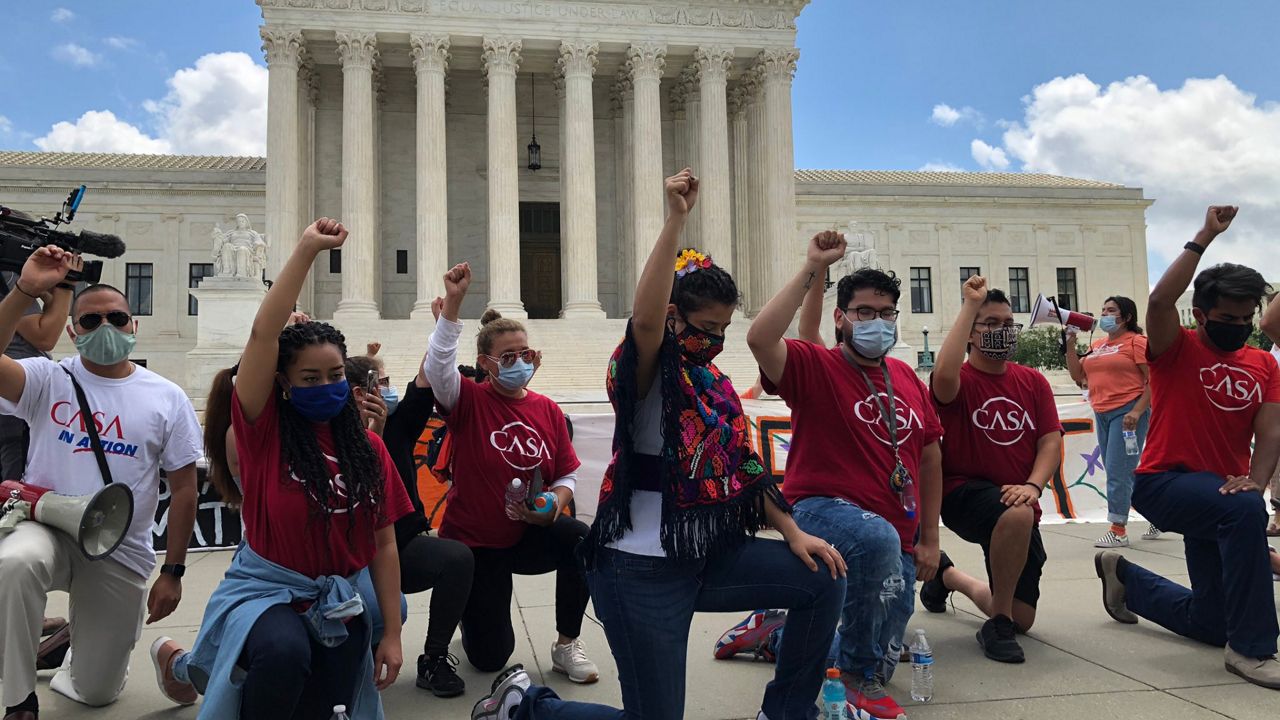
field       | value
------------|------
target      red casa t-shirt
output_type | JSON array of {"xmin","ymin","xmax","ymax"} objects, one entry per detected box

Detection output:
[
  {"xmin": 768, "ymin": 340, "xmax": 943, "ymax": 553},
  {"xmin": 933, "ymin": 362, "xmax": 1063, "ymax": 517},
  {"xmin": 439, "ymin": 379, "xmax": 580, "ymax": 549},
  {"xmin": 1138, "ymin": 328, "xmax": 1280, "ymax": 478},
  {"xmin": 233, "ymin": 391, "xmax": 413, "ymax": 579}
]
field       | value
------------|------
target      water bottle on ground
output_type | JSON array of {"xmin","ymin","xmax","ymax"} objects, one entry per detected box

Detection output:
[
  {"xmin": 821, "ymin": 667, "xmax": 845, "ymax": 719},
  {"xmin": 330, "ymin": 705, "xmax": 351, "ymax": 720},
  {"xmin": 1123, "ymin": 430, "xmax": 1139, "ymax": 456},
  {"xmin": 910, "ymin": 629, "xmax": 934, "ymax": 703},
  {"xmin": 504, "ymin": 478, "xmax": 525, "ymax": 520}
]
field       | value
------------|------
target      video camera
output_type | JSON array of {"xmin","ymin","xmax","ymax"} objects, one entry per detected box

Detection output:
[{"xmin": 0, "ymin": 186, "xmax": 126, "ymax": 285}]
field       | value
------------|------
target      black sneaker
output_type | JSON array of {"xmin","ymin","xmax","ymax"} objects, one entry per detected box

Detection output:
[
  {"xmin": 417, "ymin": 652, "xmax": 466, "ymax": 698},
  {"xmin": 919, "ymin": 550, "xmax": 955, "ymax": 613},
  {"xmin": 977, "ymin": 614, "xmax": 1025, "ymax": 664}
]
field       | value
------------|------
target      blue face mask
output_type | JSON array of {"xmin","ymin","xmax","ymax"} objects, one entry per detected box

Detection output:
[
  {"xmin": 380, "ymin": 385, "xmax": 400, "ymax": 414},
  {"xmin": 288, "ymin": 379, "xmax": 351, "ymax": 422},
  {"xmin": 1099, "ymin": 315, "xmax": 1119, "ymax": 333},
  {"xmin": 495, "ymin": 359, "xmax": 535, "ymax": 391},
  {"xmin": 849, "ymin": 318, "xmax": 897, "ymax": 360}
]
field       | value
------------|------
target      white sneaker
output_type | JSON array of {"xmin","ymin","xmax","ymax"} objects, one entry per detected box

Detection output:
[
  {"xmin": 551, "ymin": 639, "xmax": 599, "ymax": 684},
  {"xmin": 1142, "ymin": 524, "xmax": 1163, "ymax": 540},
  {"xmin": 1224, "ymin": 646, "xmax": 1280, "ymax": 689},
  {"xmin": 1094, "ymin": 530, "xmax": 1130, "ymax": 548},
  {"xmin": 471, "ymin": 665, "xmax": 531, "ymax": 720}
]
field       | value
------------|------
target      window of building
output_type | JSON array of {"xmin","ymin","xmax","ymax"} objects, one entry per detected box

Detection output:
[
  {"xmin": 910, "ymin": 267, "xmax": 933, "ymax": 314},
  {"xmin": 1056, "ymin": 268, "xmax": 1078, "ymax": 311},
  {"xmin": 1009, "ymin": 267, "xmax": 1030, "ymax": 313},
  {"xmin": 188, "ymin": 263, "xmax": 214, "ymax": 316},
  {"xmin": 125, "ymin": 263, "xmax": 153, "ymax": 317},
  {"xmin": 396, "ymin": 250, "xmax": 408, "ymax": 275},
  {"xmin": 960, "ymin": 266, "xmax": 980, "ymax": 298},
  {"xmin": 329, "ymin": 249, "xmax": 341, "ymax": 274}
]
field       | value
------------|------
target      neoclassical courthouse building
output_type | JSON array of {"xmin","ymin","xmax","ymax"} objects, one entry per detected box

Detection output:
[{"xmin": 0, "ymin": 0, "xmax": 1152, "ymax": 398}]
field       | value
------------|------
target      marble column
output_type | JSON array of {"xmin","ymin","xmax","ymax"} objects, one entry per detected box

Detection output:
[
  {"xmin": 483, "ymin": 37, "xmax": 525, "ymax": 317},
  {"xmin": 410, "ymin": 33, "xmax": 451, "ymax": 320},
  {"xmin": 556, "ymin": 74, "xmax": 567, "ymax": 281},
  {"xmin": 757, "ymin": 48, "xmax": 800, "ymax": 301},
  {"xmin": 626, "ymin": 43, "xmax": 666, "ymax": 284},
  {"xmin": 695, "ymin": 46, "xmax": 733, "ymax": 276},
  {"xmin": 680, "ymin": 63, "xmax": 702, "ymax": 250},
  {"xmin": 261, "ymin": 28, "xmax": 303, "ymax": 292},
  {"xmin": 334, "ymin": 31, "xmax": 380, "ymax": 319},
  {"xmin": 744, "ymin": 69, "xmax": 768, "ymax": 315},
  {"xmin": 296, "ymin": 57, "xmax": 318, "ymax": 314},
  {"xmin": 613, "ymin": 74, "xmax": 635, "ymax": 314},
  {"xmin": 729, "ymin": 82, "xmax": 751, "ymax": 299},
  {"xmin": 557, "ymin": 41, "xmax": 605, "ymax": 318}
]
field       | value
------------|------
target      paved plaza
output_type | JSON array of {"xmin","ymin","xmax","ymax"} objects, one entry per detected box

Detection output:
[{"xmin": 31, "ymin": 519, "xmax": 1279, "ymax": 720}]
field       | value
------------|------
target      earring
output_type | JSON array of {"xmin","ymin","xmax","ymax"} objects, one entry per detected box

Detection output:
[{"xmin": 282, "ymin": 387, "xmax": 291, "ymax": 400}]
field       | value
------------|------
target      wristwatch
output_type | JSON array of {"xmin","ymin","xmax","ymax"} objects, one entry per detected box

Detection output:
[{"xmin": 160, "ymin": 563, "xmax": 186, "ymax": 578}]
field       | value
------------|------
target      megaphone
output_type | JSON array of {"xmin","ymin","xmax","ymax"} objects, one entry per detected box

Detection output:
[
  {"xmin": 1, "ymin": 481, "xmax": 134, "ymax": 561},
  {"xmin": 1029, "ymin": 294, "xmax": 1096, "ymax": 333}
]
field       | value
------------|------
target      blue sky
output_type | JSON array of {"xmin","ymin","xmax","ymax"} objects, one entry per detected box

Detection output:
[{"xmin": 2, "ymin": 1, "xmax": 1278, "ymax": 279}]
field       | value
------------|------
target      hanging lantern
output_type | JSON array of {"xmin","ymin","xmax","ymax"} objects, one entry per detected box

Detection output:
[{"xmin": 527, "ymin": 73, "xmax": 541, "ymax": 171}]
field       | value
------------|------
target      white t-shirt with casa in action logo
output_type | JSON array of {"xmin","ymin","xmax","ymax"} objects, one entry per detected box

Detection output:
[
  {"xmin": 0, "ymin": 356, "xmax": 202, "ymax": 578},
  {"xmin": 1139, "ymin": 328, "xmax": 1280, "ymax": 478}
]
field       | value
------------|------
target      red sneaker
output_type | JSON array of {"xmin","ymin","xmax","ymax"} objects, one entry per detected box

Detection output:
[
  {"xmin": 713, "ymin": 609, "xmax": 786, "ymax": 661},
  {"xmin": 848, "ymin": 676, "xmax": 907, "ymax": 720}
]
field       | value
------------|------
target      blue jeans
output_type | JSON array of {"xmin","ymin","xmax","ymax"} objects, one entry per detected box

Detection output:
[
  {"xmin": 1124, "ymin": 471, "xmax": 1278, "ymax": 657},
  {"xmin": 1094, "ymin": 400, "xmax": 1149, "ymax": 525},
  {"xmin": 518, "ymin": 539, "xmax": 843, "ymax": 720},
  {"xmin": 773, "ymin": 498, "xmax": 915, "ymax": 681},
  {"xmin": 238, "ymin": 605, "xmax": 369, "ymax": 720}
]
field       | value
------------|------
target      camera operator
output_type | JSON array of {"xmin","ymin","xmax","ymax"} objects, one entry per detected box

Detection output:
[
  {"xmin": 0, "ymin": 272, "xmax": 73, "ymax": 479},
  {"xmin": 0, "ymin": 246, "xmax": 201, "ymax": 720}
]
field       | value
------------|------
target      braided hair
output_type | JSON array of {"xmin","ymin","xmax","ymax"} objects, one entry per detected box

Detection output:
[
  {"xmin": 670, "ymin": 248, "xmax": 740, "ymax": 317},
  {"xmin": 276, "ymin": 322, "xmax": 384, "ymax": 526}
]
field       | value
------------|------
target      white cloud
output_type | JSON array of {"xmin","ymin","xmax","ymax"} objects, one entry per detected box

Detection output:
[
  {"xmin": 51, "ymin": 7, "xmax": 74, "ymax": 22},
  {"xmin": 34, "ymin": 52, "xmax": 268, "ymax": 156},
  {"xmin": 52, "ymin": 43, "xmax": 99, "ymax": 67},
  {"xmin": 987, "ymin": 73, "xmax": 1280, "ymax": 279},
  {"xmin": 970, "ymin": 139, "xmax": 1010, "ymax": 170},
  {"xmin": 919, "ymin": 161, "xmax": 964, "ymax": 172},
  {"xmin": 105, "ymin": 36, "xmax": 138, "ymax": 50},
  {"xmin": 0, "ymin": 116, "xmax": 12, "ymax": 136},
  {"xmin": 931, "ymin": 103, "xmax": 982, "ymax": 127},
  {"xmin": 34, "ymin": 110, "xmax": 171, "ymax": 153}
]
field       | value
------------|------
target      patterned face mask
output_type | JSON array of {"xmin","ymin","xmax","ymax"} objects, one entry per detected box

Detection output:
[
  {"xmin": 977, "ymin": 326, "xmax": 1020, "ymax": 360},
  {"xmin": 675, "ymin": 318, "xmax": 725, "ymax": 366}
]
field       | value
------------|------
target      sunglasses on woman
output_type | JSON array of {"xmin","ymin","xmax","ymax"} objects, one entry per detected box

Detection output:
[
  {"xmin": 484, "ymin": 349, "xmax": 538, "ymax": 368},
  {"xmin": 77, "ymin": 311, "xmax": 132, "ymax": 331}
]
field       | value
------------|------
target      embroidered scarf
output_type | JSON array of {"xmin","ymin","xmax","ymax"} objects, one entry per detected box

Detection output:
[{"xmin": 589, "ymin": 321, "xmax": 787, "ymax": 561}]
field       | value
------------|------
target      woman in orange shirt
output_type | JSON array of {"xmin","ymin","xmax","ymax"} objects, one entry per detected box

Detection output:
[{"xmin": 1066, "ymin": 296, "xmax": 1157, "ymax": 547}]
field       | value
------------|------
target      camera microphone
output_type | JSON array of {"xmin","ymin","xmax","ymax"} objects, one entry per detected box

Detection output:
[{"xmin": 73, "ymin": 230, "xmax": 126, "ymax": 259}]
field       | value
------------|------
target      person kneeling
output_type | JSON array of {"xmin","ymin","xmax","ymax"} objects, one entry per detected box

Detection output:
[
  {"xmin": 921, "ymin": 276, "xmax": 1064, "ymax": 664},
  {"xmin": 151, "ymin": 219, "xmax": 413, "ymax": 719}
]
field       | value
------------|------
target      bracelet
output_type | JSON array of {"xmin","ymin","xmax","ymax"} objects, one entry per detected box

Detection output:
[
  {"xmin": 1183, "ymin": 241, "xmax": 1206, "ymax": 255},
  {"xmin": 13, "ymin": 283, "xmax": 39, "ymax": 300},
  {"xmin": 1023, "ymin": 482, "xmax": 1043, "ymax": 498}
]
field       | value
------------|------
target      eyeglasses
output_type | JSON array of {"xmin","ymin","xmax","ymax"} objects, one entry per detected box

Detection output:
[
  {"xmin": 973, "ymin": 321, "xmax": 1024, "ymax": 332},
  {"xmin": 77, "ymin": 311, "xmax": 132, "ymax": 331},
  {"xmin": 484, "ymin": 349, "xmax": 538, "ymax": 368},
  {"xmin": 842, "ymin": 307, "xmax": 900, "ymax": 322}
]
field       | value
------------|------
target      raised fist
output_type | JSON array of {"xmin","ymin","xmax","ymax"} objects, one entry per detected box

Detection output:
[
  {"xmin": 962, "ymin": 275, "xmax": 988, "ymax": 305},
  {"xmin": 443, "ymin": 262, "xmax": 471, "ymax": 298},
  {"xmin": 1202, "ymin": 205, "xmax": 1238, "ymax": 236},
  {"xmin": 301, "ymin": 217, "xmax": 348, "ymax": 251},
  {"xmin": 808, "ymin": 231, "xmax": 847, "ymax": 268},
  {"xmin": 665, "ymin": 168, "xmax": 699, "ymax": 217}
]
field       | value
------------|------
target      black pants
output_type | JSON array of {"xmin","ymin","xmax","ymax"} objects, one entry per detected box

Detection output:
[
  {"xmin": 941, "ymin": 480, "xmax": 1047, "ymax": 608},
  {"xmin": 461, "ymin": 516, "xmax": 590, "ymax": 672},
  {"xmin": 0, "ymin": 415, "xmax": 28, "ymax": 479},
  {"xmin": 399, "ymin": 533, "xmax": 475, "ymax": 656},
  {"xmin": 238, "ymin": 604, "xmax": 369, "ymax": 720}
]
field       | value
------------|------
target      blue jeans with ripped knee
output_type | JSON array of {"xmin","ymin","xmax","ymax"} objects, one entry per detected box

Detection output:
[{"xmin": 771, "ymin": 497, "xmax": 917, "ymax": 681}]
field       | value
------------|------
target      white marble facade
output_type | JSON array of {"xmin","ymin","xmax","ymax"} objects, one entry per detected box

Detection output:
[{"xmin": 258, "ymin": 0, "xmax": 807, "ymax": 321}]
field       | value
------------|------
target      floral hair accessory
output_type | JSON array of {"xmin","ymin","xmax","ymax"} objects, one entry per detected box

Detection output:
[{"xmin": 675, "ymin": 248, "xmax": 713, "ymax": 278}]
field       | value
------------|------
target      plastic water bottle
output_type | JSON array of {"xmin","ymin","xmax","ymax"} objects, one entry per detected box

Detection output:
[
  {"xmin": 330, "ymin": 705, "xmax": 351, "ymax": 720},
  {"xmin": 531, "ymin": 491, "xmax": 557, "ymax": 514},
  {"xmin": 504, "ymin": 478, "xmax": 525, "ymax": 520},
  {"xmin": 821, "ymin": 667, "xmax": 845, "ymax": 720},
  {"xmin": 1123, "ymin": 430, "xmax": 1139, "ymax": 456},
  {"xmin": 910, "ymin": 629, "xmax": 934, "ymax": 703},
  {"xmin": 900, "ymin": 477, "xmax": 917, "ymax": 519}
]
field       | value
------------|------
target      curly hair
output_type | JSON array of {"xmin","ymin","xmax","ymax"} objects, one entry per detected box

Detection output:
[
  {"xmin": 837, "ymin": 268, "xmax": 901, "ymax": 310},
  {"xmin": 277, "ymin": 321, "xmax": 384, "ymax": 526},
  {"xmin": 670, "ymin": 248, "xmax": 740, "ymax": 317}
]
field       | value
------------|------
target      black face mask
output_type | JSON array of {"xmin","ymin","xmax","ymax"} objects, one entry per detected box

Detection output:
[{"xmin": 1203, "ymin": 320, "xmax": 1252, "ymax": 352}]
